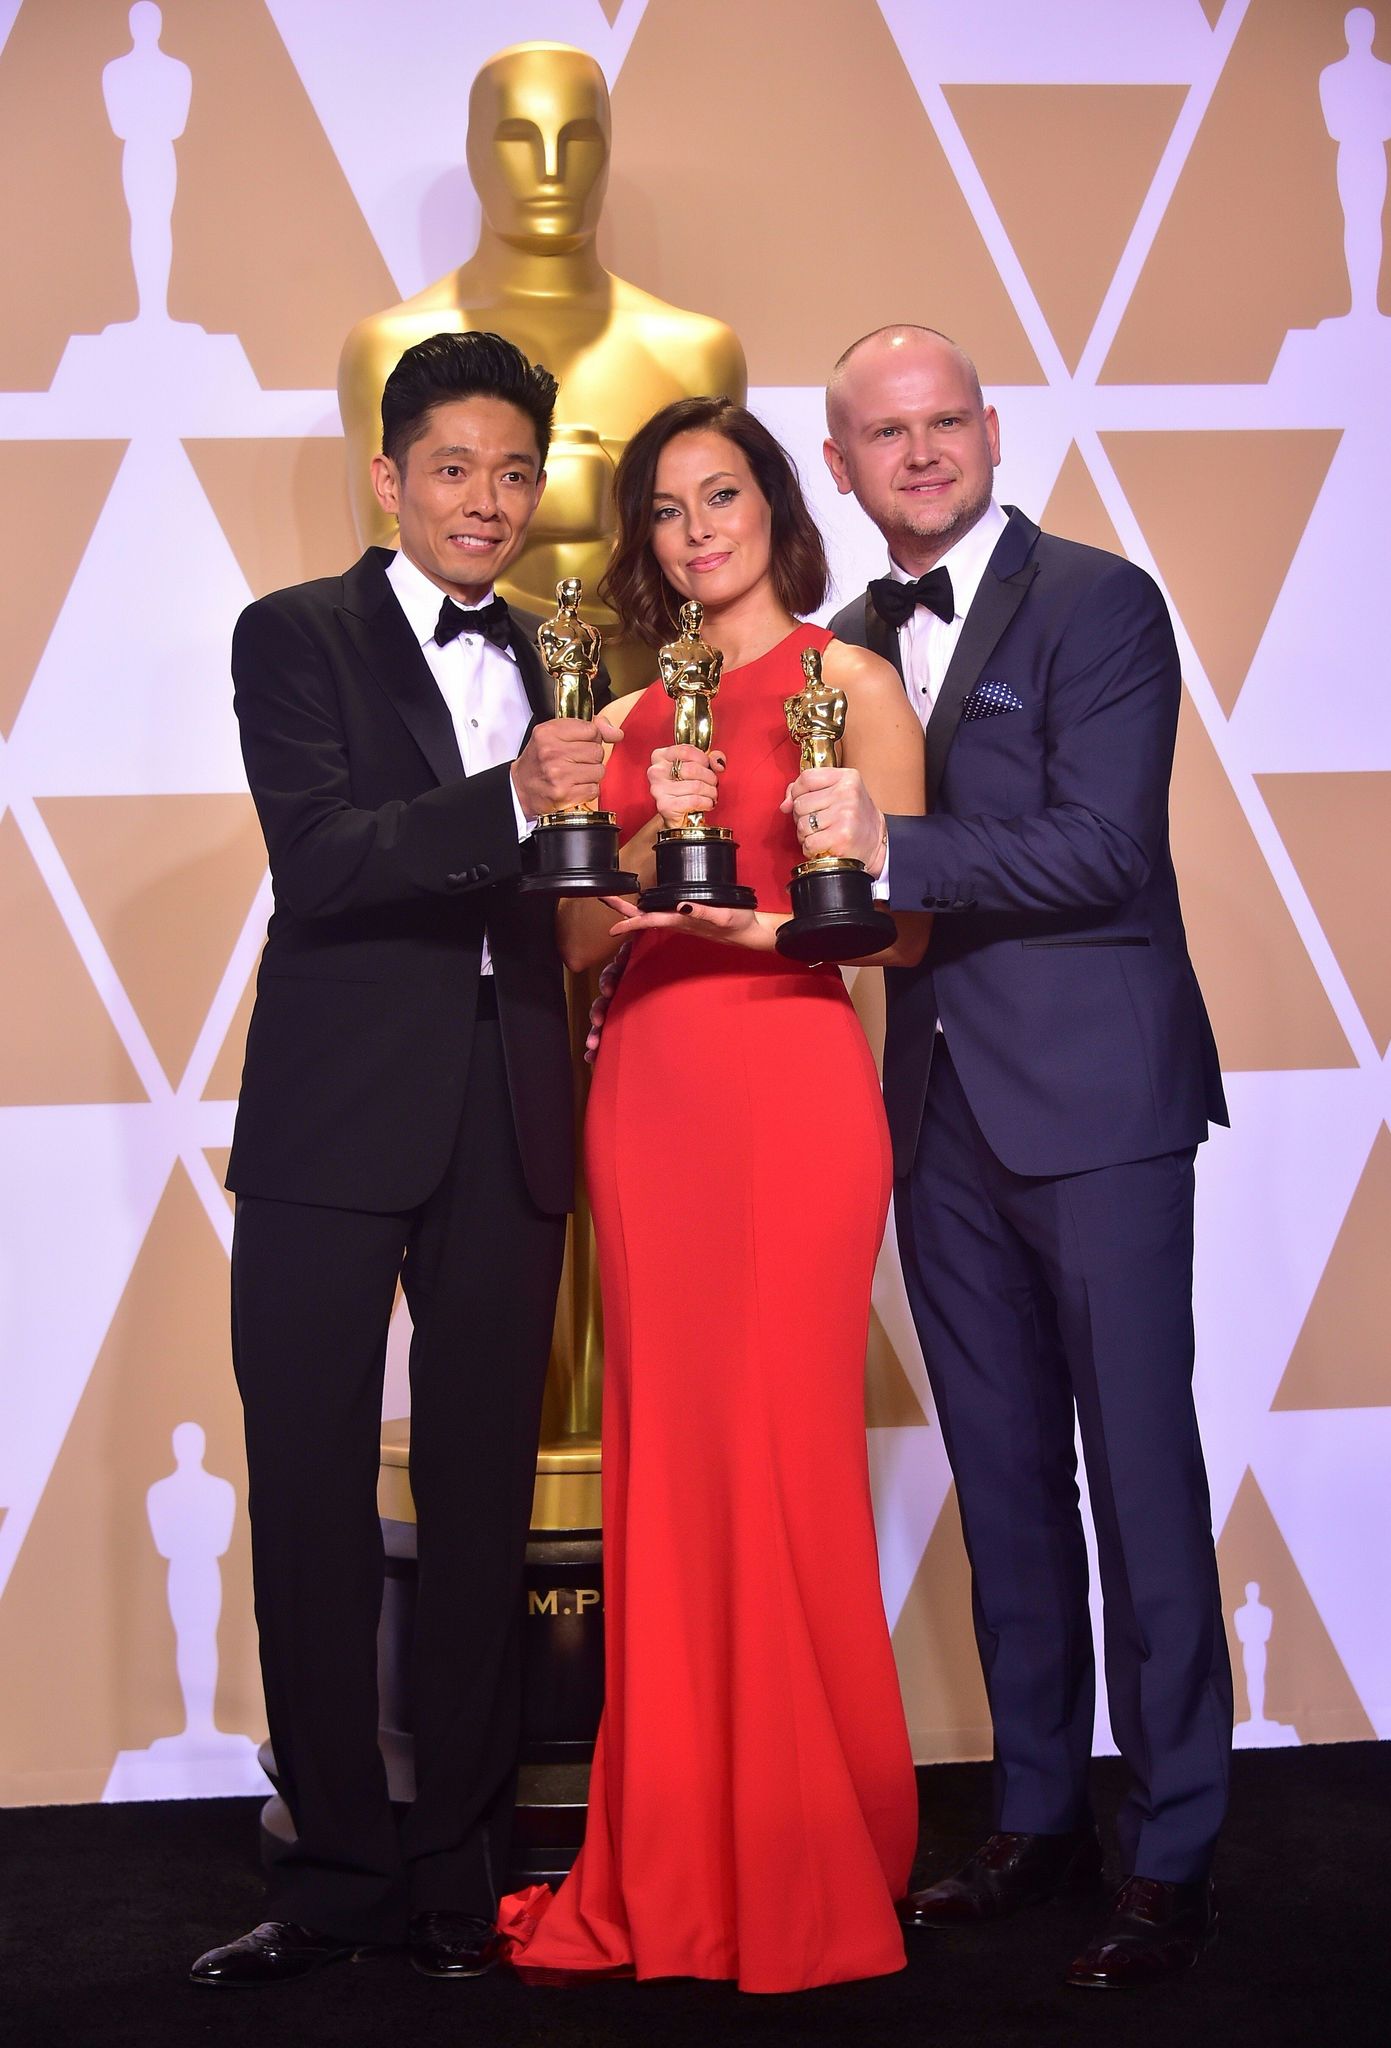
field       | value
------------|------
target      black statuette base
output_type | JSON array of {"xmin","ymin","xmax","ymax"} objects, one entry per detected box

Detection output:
[
  {"xmin": 515, "ymin": 811, "xmax": 639, "ymax": 896},
  {"xmin": 639, "ymin": 826, "xmax": 756, "ymax": 912},
  {"xmin": 776, "ymin": 860, "xmax": 897, "ymax": 963}
]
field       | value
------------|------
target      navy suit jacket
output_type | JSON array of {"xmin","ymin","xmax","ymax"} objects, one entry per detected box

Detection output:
[{"xmin": 830, "ymin": 508, "xmax": 1227, "ymax": 1180}]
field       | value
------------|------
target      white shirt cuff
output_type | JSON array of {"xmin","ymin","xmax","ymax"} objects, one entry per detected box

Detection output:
[
  {"xmin": 871, "ymin": 841, "xmax": 891, "ymax": 901},
  {"xmin": 510, "ymin": 774, "xmax": 536, "ymax": 841}
]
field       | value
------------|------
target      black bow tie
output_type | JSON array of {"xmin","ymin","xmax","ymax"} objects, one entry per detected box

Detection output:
[
  {"xmin": 869, "ymin": 568, "xmax": 955, "ymax": 628},
  {"xmin": 434, "ymin": 593, "xmax": 511, "ymax": 651}
]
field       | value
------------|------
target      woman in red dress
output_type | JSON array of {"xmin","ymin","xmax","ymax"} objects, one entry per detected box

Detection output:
[{"xmin": 507, "ymin": 399, "xmax": 929, "ymax": 1993}]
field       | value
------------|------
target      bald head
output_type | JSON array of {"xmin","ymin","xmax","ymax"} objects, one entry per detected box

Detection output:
[
  {"xmin": 823, "ymin": 324, "xmax": 999, "ymax": 571},
  {"xmin": 826, "ymin": 325, "xmax": 983, "ymax": 438}
]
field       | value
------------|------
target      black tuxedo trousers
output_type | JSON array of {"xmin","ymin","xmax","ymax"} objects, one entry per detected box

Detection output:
[{"xmin": 233, "ymin": 999, "xmax": 565, "ymax": 1938}]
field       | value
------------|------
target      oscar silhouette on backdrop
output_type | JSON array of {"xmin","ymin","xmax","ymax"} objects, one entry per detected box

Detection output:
[
  {"xmin": 339, "ymin": 41, "xmax": 746, "ymax": 691},
  {"xmin": 1274, "ymin": 6, "xmax": 1391, "ymax": 385},
  {"xmin": 50, "ymin": 2, "xmax": 256, "ymax": 398},
  {"xmin": 1232, "ymin": 1582, "xmax": 1299, "ymax": 1749},
  {"xmin": 1321, "ymin": 8, "xmax": 1391, "ymax": 321},
  {"xmin": 103, "ymin": 1423, "xmax": 266, "ymax": 1801},
  {"xmin": 103, "ymin": 1, "xmax": 190, "ymax": 327}
]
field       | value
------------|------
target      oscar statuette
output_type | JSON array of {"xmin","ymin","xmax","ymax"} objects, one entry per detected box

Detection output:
[
  {"xmin": 639, "ymin": 600, "xmax": 757, "ymax": 911},
  {"xmin": 517, "ymin": 577, "xmax": 640, "ymax": 896},
  {"xmin": 776, "ymin": 646, "xmax": 896, "ymax": 963}
]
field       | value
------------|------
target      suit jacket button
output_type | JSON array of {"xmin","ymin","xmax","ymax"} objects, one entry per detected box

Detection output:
[{"xmin": 476, "ymin": 864, "xmax": 490, "ymax": 881}]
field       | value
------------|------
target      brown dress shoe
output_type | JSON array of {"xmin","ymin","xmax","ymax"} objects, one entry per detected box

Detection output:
[
  {"xmin": 189, "ymin": 1921, "xmax": 366, "ymax": 1986},
  {"xmin": 898, "ymin": 1827, "xmax": 1104, "ymax": 1927},
  {"xmin": 1066, "ymin": 1875, "xmax": 1216, "ymax": 1988},
  {"xmin": 408, "ymin": 1910, "xmax": 504, "ymax": 1979}
]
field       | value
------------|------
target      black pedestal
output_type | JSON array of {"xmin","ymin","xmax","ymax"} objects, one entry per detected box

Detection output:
[
  {"xmin": 515, "ymin": 811, "xmax": 638, "ymax": 897},
  {"xmin": 776, "ymin": 860, "xmax": 897, "ymax": 963},
  {"xmin": 259, "ymin": 1518, "xmax": 604, "ymax": 1887},
  {"xmin": 639, "ymin": 825, "xmax": 756, "ymax": 910}
]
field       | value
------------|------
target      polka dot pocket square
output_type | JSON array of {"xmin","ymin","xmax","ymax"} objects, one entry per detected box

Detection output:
[{"xmin": 962, "ymin": 679, "xmax": 1025, "ymax": 721}]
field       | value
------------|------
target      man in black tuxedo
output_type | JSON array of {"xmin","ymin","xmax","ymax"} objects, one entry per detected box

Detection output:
[
  {"xmin": 789, "ymin": 326, "xmax": 1231, "ymax": 1989},
  {"xmin": 192, "ymin": 333, "xmax": 619, "ymax": 1987}
]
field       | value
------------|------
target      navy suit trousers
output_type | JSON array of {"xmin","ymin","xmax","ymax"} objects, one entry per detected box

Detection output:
[{"xmin": 895, "ymin": 1040, "xmax": 1232, "ymax": 1882}]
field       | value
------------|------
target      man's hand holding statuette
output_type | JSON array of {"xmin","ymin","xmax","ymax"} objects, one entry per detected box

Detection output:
[
  {"xmin": 512, "ymin": 715, "xmax": 623, "ymax": 819},
  {"xmin": 782, "ymin": 766, "xmax": 887, "ymax": 875}
]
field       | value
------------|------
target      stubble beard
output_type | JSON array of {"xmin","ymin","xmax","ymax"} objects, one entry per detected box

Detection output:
[{"xmin": 883, "ymin": 473, "xmax": 993, "ymax": 560}]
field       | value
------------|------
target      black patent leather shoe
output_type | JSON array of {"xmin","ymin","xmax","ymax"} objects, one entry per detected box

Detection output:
[
  {"xmin": 898, "ymin": 1826, "xmax": 1104, "ymax": 1927},
  {"xmin": 409, "ymin": 1910, "xmax": 504, "ymax": 1979},
  {"xmin": 189, "ymin": 1921, "xmax": 365, "ymax": 1986},
  {"xmin": 1066, "ymin": 1875, "xmax": 1216, "ymax": 1988}
]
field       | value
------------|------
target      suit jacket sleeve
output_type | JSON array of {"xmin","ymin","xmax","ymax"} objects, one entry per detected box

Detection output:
[
  {"xmin": 885, "ymin": 562, "xmax": 1179, "ymax": 916},
  {"xmin": 233, "ymin": 596, "xmax": 524, "ymax": 918}
]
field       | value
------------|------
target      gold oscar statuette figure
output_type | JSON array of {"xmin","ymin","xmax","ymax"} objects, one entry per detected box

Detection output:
[
  {"xmin": 639, "ymin": 600, "xmax": 756, "ymax": 912},
  {"xmin": 775, "ymin": 646, "xmax": 896, "ymax": 963},
  {"xmin": 338, "ymin": 41, "xmax": 747, "ymax": 695},
  {"xmin": 517, "ymin": 577, "xmax": 639, "ymax": 896}
]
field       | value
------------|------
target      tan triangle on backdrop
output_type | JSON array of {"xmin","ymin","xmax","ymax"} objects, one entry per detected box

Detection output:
[
  {"xmin": 944, "ymin": 86, "xmax": 1186, "ymax": 372},
  {"xmin": 1171, "ymin": 695, "xmax": 1352, "ymax": 1070},
  {"xmin": 1102, "ymin": 430, "xmax": 1341, "ymax": 716},
  {"xmin": 0, "ymin": 0, "xmax": 136, "ymax": 387},
  {"xmin": 0, "ymin": 443, "xmax": 128, "ymax": 736},
  {"xmin": 0, "ymin": 812, "xmax": 145, "ymax": 1105},
  {"xmin": 1258, "ymin": 772, "xmax": 1391, "ymax": 1056},
  {"xmin": 184, "ymin": 439, "xmax": 358, "ymax": 597},
  {"xmin": 39, "ymin": 796, "xmax": 267, "ymax": 1088},
  {"xmin": 1198, "ymin": 0, "xmax": 1224, "ymax": 24},
  {"xmin": 598, "ymin": 0, "xmax": 625, "ymax": 23},
  {"xmin": 163, "ymin": 0, "xmax": 397, "ymax": 388},
  {"xmin": 204, "ymin": 1146, "xmax": 235, "ymax": 1212},
  {"xmin": 891, "ymin": 1485, "xmax": 991, "ymax": 1763},
  {"xmin": 603, "ymin": 0, "xmax": 1041, "ymax": 385},
  {"xmin": 1103, "ymin": 0, "xmax": 1388, "ymax": 382},
  {"xmin": 1041, "ymin": 442, "xmax": 1126, "ymax": 555},
  {"xmin": 847, "ymin": 964, "xmax": 886, "ymax": 1078},
  {"xmin": 1272, "ymin": 1126, "xmax": 1391, "ymax": 1410},
  {"xmin": 1218, "ymin": 1469, "xmax": 1375, "ymax": 1741},
  {"xmin": 865, "ymin": 1307, "xmax": 929, "ymax": 1428},
  {"xmin": 1040, "ymin": 443, "xmax": 1350, "ymax": 1071},
  {"xmin": 204, "ymin": 962, "xmax": 258, "ymax": 1102},
  {"xmin": 0, "ymin": 1164, "xmax": 263, "ymax": 1803}
]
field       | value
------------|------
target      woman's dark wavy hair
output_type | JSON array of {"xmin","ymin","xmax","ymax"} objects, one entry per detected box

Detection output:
[
  {"xmin": 599, "ymin": 397, "xmax": 829, "ymax": 649},
  {"xmin": 381, "ymin": 330, "xmax": 558, "ymax": 470}
]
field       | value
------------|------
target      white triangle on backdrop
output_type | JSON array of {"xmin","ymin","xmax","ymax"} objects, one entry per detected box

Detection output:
[
  {"xmin": 8, "ymin": 439, "xmax": 251, "ymax": 795},
  {"xmin": 1193, "ymin": 1071, "xmax": 1384, "ymax": 1538},
  {"xmin": 877, "ymin": 0, "xmax": 1218, "ymax": 83},
  {"xmin": 1231, "ymin": 419, "xmax": 1391, "ymax": 772},
  {"xmin": 0, "ymin": 1106, "xmax": 175, "ymax": 1601},
  {"xmin": 1258, "ymin": 1410, "xmax": 1391, "ymax": 1738}
]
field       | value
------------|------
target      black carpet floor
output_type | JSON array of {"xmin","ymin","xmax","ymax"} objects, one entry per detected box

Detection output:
[{"xmin": 3, "ymin": 1745, "xmax": 1386, "ymax": 2048}]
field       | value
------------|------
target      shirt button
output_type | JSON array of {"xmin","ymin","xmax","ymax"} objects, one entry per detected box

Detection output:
[{"xmin": 470, "ymin": 718, "xmax": 479, "ymax": 728}]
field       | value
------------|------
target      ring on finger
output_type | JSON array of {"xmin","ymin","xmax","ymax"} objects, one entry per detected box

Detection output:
[
  {"xmin": 808, "ymin": 812, "xmax": 820, "ymax": 833},
  {"xmin": 670, "ymin": 757, "xmax": 682, "ymax": 781}
]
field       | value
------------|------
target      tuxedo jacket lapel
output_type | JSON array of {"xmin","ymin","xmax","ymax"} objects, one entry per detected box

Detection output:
[
  {"xmin": 863, "ymin": 590, "xmax": 903, "ymax": 679},
  {"xmin": 507, "ymin": 614, "xmax": 555, "ymax": 736},
  {"xmin": 337, "ymin": 549, "xmax": 464, "ymax": 785},
  {"xmin": 924, "ymin": 508, "xmax": 1040, "ymax": 805}
]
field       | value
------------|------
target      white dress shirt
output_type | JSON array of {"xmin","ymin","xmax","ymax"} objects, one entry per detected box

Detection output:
[
  {"xmin": 891, "ymin": 497, "xmax": 1010, "ymax": 728},
  {"xmin": 385, "ymin": 547, "xmax": 534, "ymax": 976},
  {"xmin": 872, "ymin": 500, "xmax": 1009, "ymax": 913}
]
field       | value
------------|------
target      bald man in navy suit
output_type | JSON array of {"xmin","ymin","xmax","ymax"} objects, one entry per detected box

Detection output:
[{"xmin": 790, "ymin": 326, "xmax": 1231, "ymax": 1991}]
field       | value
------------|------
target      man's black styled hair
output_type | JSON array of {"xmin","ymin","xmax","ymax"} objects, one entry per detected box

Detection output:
[{"xmin": 380, "ymin": 330, "xmax": 559, "ymax": 471}]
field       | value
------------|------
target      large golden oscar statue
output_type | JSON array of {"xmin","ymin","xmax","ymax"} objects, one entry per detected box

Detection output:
[
  {"xmin": 339, "ymin": 40, "xmax": 747, "ymax": 695},
  {"xmin": 359, "ymin": 46, "xmax": 745, "ymax": 1875}
]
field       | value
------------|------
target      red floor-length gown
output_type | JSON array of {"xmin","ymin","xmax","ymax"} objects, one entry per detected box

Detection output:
[{"xmin": 506, "ymin": 624, "xmax": 917, "ymax": 1992}]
